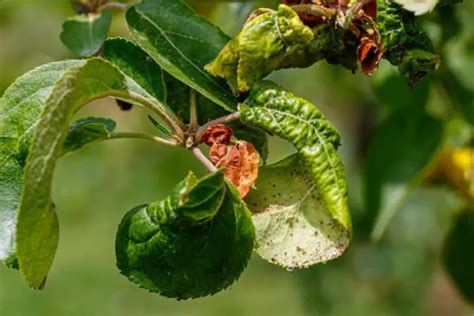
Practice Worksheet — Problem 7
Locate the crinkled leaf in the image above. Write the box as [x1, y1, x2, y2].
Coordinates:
[16, 58, 164, 288]
[126, 0, 236, 111]
[376, 0, 439, 85]
[60, 10, 112, 57]
[0, 60, 85, 267]
[240, 81, 350, 232]
[62, 117, 116, 154]
[209, 141, 260, 198]
[115, 172, 255, 299]
[443, 209, 474, 303]
[246, 154, 351, 268]
[206, 4, 313, 93]
[365, 111, 442, 240]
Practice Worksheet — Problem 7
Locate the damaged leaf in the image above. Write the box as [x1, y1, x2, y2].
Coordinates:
[376, 0, 439, 85]
[209, 141, 259, 198]
[115, 171, 255, 299]
[246, 154, 351, 268]
[206, 4, 314, 93]
[240, 81, 350, 231]
[201, 125, 259, 198]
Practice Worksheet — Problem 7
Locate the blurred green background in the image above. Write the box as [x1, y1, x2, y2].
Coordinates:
[0, 1, 472, 315]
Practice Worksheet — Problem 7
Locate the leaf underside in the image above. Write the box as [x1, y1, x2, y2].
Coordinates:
[0, 60, 85, 266]
[246, 154, 351, 268]
[15, 58, 167, 288]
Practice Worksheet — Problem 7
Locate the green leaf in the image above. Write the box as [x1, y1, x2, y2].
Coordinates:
[376, 0, 439, 85]
[104, 37, 167, 103]
[103, 37, 183, 131]
[148, 115, 173, 136]
[365, 111, 442, 240]
[205, 4, 313, 93]
[246, 154, 351, 268]
[60, 10, 112, 57]
[126, 0, 236, 111]
[0, 60, 85, 266]
[443, 209, 474, 304]
[115, 172, 255, 299]
[15, 58, 163, 288]
[62, 117, 116, 154]
[240, 81, 350, 231]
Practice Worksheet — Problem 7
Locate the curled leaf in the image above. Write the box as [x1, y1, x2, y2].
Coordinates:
[357, 36, 384, 74]
[206, 4, 314, 93]
[240, 81, 350, 233]
[115, 172, 255, 299]
[200, 124, 260, 197]
[209, 141, 260, 198]
[200, 124, 233, 146]
[246, 154, 351, 268]
[376, 0, 439, 85]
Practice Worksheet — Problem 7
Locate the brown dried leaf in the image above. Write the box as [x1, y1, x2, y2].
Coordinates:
[357, 36, 384, 75]
[209, 141, 259, 197]
[200, 124, 233, 146]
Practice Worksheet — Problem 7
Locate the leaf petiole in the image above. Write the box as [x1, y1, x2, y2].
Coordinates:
[191, 146, 218, 173]
[188, 90, 198, 132]
[108, 132, 180, 147]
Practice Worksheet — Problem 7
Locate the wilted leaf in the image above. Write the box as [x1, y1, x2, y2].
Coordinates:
[209, 141, 259, 198]
[115, 171, 255, 299]
[246, 154, 351, 268]
[201, 124, 259, 197]
[200, 124, 233, 146]
[60, 10, 112, 57]
[206, 4, 313, 93]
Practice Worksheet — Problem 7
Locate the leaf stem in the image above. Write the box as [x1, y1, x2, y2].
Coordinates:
[191, 146, 217, 173]
[195, 111, 241, 142]
[108, 132, 179, 147]
[126, 92, 186, 142]
[188, 89, 198, 132]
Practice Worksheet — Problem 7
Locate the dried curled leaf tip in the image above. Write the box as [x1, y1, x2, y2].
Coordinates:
[200, 124, 233, 145]
[201, 125, 259, 197]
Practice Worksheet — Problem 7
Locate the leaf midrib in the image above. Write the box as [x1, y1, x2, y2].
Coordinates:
[134, 8, 231, 97]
